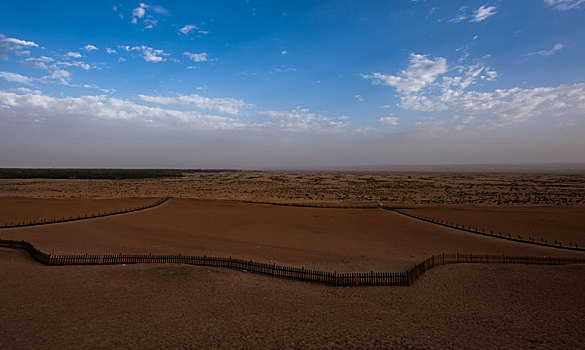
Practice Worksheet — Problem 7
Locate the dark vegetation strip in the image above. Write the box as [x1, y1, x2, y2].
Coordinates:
[2, 239, 584, 286]
[0, 168, 242, 179]
[238, 200, 380, 209]
[390, 209, 584, 252]
[0, 197, 170, 229]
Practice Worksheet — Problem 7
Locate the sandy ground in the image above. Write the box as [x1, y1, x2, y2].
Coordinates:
[1, 172, 584, 206]
[0, 197, 156, 226]
[404, 206, 585, 247]
[2, 198, 583, 272]
[1, 173, 584, 348]
[1, 248, 584, 349]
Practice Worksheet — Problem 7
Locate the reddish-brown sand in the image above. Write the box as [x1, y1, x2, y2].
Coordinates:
[404, 206, 585, 247]
[1, 248, 584, 349]
[1, 173, 585, 349]
[2, 199, 583, 272]
[0, 197, 156, 226]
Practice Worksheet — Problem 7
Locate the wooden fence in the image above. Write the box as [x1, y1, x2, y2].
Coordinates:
[391, 209, 584, 252]
[2, 239, 584, 287]
[0, 197, 170, 229]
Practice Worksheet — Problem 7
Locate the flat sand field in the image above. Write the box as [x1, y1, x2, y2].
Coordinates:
[1, 172, 584, 349]
[2, 199, 584, 271]
[404, 206, 585, 247]
[2, 248, 584, 349]
[0, 197, 157, 226]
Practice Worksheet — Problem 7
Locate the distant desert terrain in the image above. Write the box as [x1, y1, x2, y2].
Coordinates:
[1, 171, 584, 349]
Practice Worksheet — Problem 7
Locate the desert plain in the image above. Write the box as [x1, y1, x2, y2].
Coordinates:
[1, 170, 585, 349]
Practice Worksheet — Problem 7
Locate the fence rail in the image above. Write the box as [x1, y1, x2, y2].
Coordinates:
[391, 209, 585, 252]
[0, 197, 170, 229]
[2, 239, 584, 287]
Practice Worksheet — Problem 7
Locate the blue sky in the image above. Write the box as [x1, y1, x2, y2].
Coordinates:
[1, 0, 584, 168]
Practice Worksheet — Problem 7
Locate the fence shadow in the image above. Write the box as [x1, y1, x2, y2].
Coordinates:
[2, 239, 584, 287]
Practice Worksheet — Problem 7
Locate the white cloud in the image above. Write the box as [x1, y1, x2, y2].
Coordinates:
[362, 53, 448, 94]
[22, 56, 54, 69]
[400, 83, 585, 128]
[0, 34, 39, 58]
[150, 5, 169, 16]
[544, 0, 585, 10]
[179, 25, 198, 35]
[0, 71, 34, 84]
[449, 5, 497, 23]
[379, 116, 400, 126]
[260, 107, 350, 131]
[281, 50, 288, 55]
[449, 7, 468, 23]
[106, 47, 117, 54]
[270, 65, 297, 74]
[82, 45, 98, 51]
[66, 51, 82, 58]
[1, 37, 38, 47]
[363, 53, 585, 130]
[470, 5, 497, 22]
[525, 43, 564, 57]
[0, 90, 245, 130]
[131, 3, 167, 27]
[184, 52, 210, 62]
[48, 69, 71, 84]
[144, 19, 158, 29]
[139, 94, 250, 115]
[24, 56, 92, 71]
[0, 90, 350, 134]
[354, 94, 364, 102]
[132, 4, 147, 19]
[120, 45, 169, 63]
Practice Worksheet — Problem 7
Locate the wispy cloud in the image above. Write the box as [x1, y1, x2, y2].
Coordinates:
[544, 0, 585, 10]
[449, 5, 497, 23]
[131, 3, 168, 28]
[183, 52, 211, 62]
[82, 44, 98, 52]
[379, 116, 400, 126]
[362, 53, 448, 94]
[363, 53, 585, 130]
[0, 90, 244, 130]
[0, 71, 34, 84]
[0, 90, 350, 133]
[524, 43, 564, 58]
[132, 3, 147, 21]
[66, 51, 82, 58]
[403, 83, 585, 128]
[0, 34, 39, 58]
[139, 93, 250, 115]
[23, 56, 91, 71]
[120, 45, 169, 63]
[470, 5, 497, 22]
[260, 107, 350, 131]
[179, 24, 198, 35]
[270, 65, 298, 74]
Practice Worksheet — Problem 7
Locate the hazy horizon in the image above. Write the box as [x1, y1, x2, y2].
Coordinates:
[1, 1, 584, 168]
